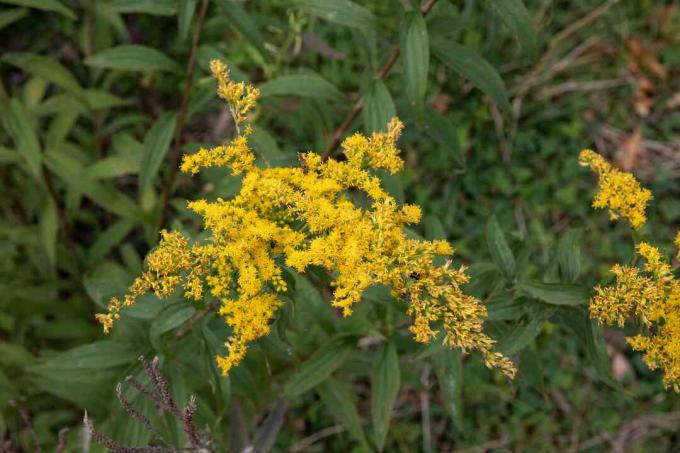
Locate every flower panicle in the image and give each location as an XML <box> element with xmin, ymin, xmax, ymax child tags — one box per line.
<box><xmin>98</xmin><ymin>60</ymin><xmax>516</xmax><ymax>379</ymax></box>
<box><xmin>589</xmin><ymin>239</ymin><xmax>680</xmax><ymax>391</ymax></box>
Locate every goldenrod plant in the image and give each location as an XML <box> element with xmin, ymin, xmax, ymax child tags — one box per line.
<box><xmin>2</xmin><ymin>1</ymin><xmax>680</xmax><ymax>451</ymax></box>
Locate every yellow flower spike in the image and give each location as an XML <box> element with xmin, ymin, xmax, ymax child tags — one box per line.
<box><xmin>209</xmin><ymin>59</ymin><xmax>259</xmax><ymax>127</ymax></box>
<box><xmin>578</xmin><ymin>149</ymin><xmax>652</xmax><ymax>229</ymax></box>
<box><xmin>97</xmin><ymin>60</ymin><xmax>516</xmax><ymax>379</ymax></box>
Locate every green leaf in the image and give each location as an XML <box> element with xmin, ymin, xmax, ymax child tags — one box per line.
<box><xmin>88</xmin><ymin>152</ymin><xmax>139</xmax><ymax>179</ymax></box>
<box><xmin>400</xmin><ymin>11</ymin><xmax>429</xmax><ymax>117</ymax></box>
<box><xmin>283</xmin><ymin>337</ymin><xmax>354</xmax><ymax>397</ymax></box>
<box><xmin>103</xmin><ymin>0</ymin><xmax>177</xmax><ymax>15</ymax></box>
<box><xmin>0</xmin><ymin>7</ymin><xmax>28</xmax><ymax>30</ymax></box>
<box><xmin>214</xmin><ymin>0</ymin><xmax>268</xmax><ymax>58</ymax></box>
<box><xmin>371</xmin><ymin>341</ymin><xmax>400</xmax><ymax>451</ymax></box>
<box><xmin>3</xmin><ymin>52</ymin><xmax>83</xmax><ymax>98</ymax></box>
<box><xmin>432</xmin><ymin>349</ymin><xmax>463</xmax><ymax>429</ymax></box>
<box><xmin>431</xmin><ymin>39</ymin><xmax>510</xmax><ymax>112</ymax></box>
<box><xmin>45</xmin><ymin>149</ymin><xmax>140</xmax><ymax>218</ymax></box>
<box><xmin>259</xmin><ymin>73</ymin><xmax>343</xmax><ymax>100</ymax></box>
<box><xmin>558</xmin><ymin>228</ymin><xmax>582</xmax><ymax>282</ymax></box>
<box><xmin>33</xmin><ymin>341</ymin><xmax>138</xmax><ymax>374</ymax></box>
<box><xmin>423</xmin><ymin>107</ymin><xmax>464</xmax><ymax>166</ymax></box>
<box><xmin>177</xmin><ymin>0</ymin><xmax>197</xmax><ymax>41</ymax></box>
<box><xmin>317</xmin><ymin>378</ymin><xmax>369</xmax><ymax>448</ymax></box>
<box><xmin>252</xmin><ymin>399</ymin><xmax>289</xmax><ymax>453</ymax></box>
<box><xmin>85</xmin><ymin>45</ymin><xmax>180</xmax><ymax>73</ymax></box>
<box><xmin>362</xmin><ymin>80</ymin><xmax>396</xmax><ymax>134</ymax></box>
<box><xmin>1</xmin><ymin>98</ymin><xmax>42</xmax><ymax>180</ymax></box>
<box><xmin>30</xmin><ymin>341</ymin><xmax>138</xmax><ymax>411</ymax></box>
<box><xmin>40</xmin><ymin>196</ymin><xmax>58</xmax><ymax>268</ymax></box>
<box><xmin>150</xmin><ymin>303</ymin><xmax>196</xmax><ymax>351</ymax></box>
<box><xmin>486</xmin><ymin>296</ymin><xmax>531</xmax><ymax>321</ymax></box>
<box><xmin>139</xmin><ymin>112</ymin><xmax>177</xmax><ymax>194</ymax></box>
<box><xmin>84</xmin><ymin>89</ymin><xmax>130</xmax><ymax>110</ymax></box>
<box><xmin>490</xmin><ymin>0</ymin><xmax>538</xmax><ymax>59</ymax></box>
<box><xmin>82</xmin><ymin>261</ymin><xmax>131</xmax><ymax>307</ymax></box>
<box><xmin>521</xmin><ymin>281</ymin><xmax>589</xmax><ymax>306</ymax></box>
<box><xmin>497</xmin><ymin>314</ymin><xmax>546</xmax><ymax>355</ymax></box>
<box><xmin>485</xmin><ymin>215</ymin><xmax>515</xmax><ymax>278</ymax></box>
<box><xmin>560</xmin><ymin>309</ymin><xmax>617</xmax><ymax>387</ymax></box>
<box><xmin>0</xmin><ymin>343</ymin><xmax>33</xmax><ymax>368</ymax></box>
<box><xmin>88</xmin><ymin>219</ymin><xmax>136</xmax><ymax>264</ymax></box>
<box><xmin>292</xmin><ymin>0</ymin><xmax>375</xmax><ymax>37</ymax></box>
<box><xmin>0</xmin><ymin>0</ymin><xmax>75</xmax><ymax>20</ymax></box>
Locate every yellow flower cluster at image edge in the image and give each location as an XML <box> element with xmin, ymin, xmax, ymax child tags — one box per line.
<box><xmin>581</xmin><ymin>149</ymin><xmax>679</xmax><ymax>391</ymax></box>
<box><xmin>97</xmin><ymin>60</ymin><xmax>516</xmax><ymax>378</ymax></box>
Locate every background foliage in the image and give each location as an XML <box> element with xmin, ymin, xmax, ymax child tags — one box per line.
<box><xmin>1</xmin><ymin>0</ymin><xmax>680</xmax><ymax>451</ymax></box>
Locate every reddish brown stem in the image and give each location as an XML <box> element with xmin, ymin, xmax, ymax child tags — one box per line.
<box><xmin>321</xmin><ymin>0</ymin><xmax>439</xmax><ymax>160</ymax></box>
<box><xmin>157</xmin><ymin>0</ymin><xmax>210</xmax><ymax>232</ymax></box>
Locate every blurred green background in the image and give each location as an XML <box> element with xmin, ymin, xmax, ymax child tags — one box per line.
<box><xmin>1</xmin><ymin>0</ymin><xmax>680</xmax><ymax>451</ymax></box>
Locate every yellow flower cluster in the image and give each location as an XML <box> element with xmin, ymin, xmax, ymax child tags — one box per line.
<box><xmin>581</xmin><ymin>151</ymin><xmax>679</xmax><ymax>390</ymax></box>
<box><xmin>590</xmin><ymin>242</ymin><xmax>680</xmax><ymax>391</ymax></box>
<box><xmin>578</xmin><ymin>149</ymin><xmax>652</xmax><ymax>229</ymax></box>
<box><xmin>97</xmin><ymin>60</ymin><xmax>516</xmax><ymax>378</ymax></box>
<box><xmin>209</xmin><ymin>59</ymin><xmax>259</xmax><ymax>128</ymax></box>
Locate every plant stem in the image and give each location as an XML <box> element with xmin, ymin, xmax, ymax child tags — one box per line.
<box><xmin>158</xmin><ymin>0</ymin><xmax>210</xmax><ymax>232</ymax></box>
<box><xmin>320</xmin><ymin>0</ymin><xmax>439</xmax><ymax>160</ymax></box>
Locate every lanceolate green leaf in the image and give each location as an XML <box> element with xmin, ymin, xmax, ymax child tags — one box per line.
<box><xmin>431</xmin><ymin>39</ymin><xmax>511</xmax><ymax>112</ymax></box>
<box><xmin>291</xmin><ymin>0</ymin><xmax>375</xmax><ymax>37</ymax></box>
<box><xmin>139</xmin><ymin>112</ymin><xmax>177</xmax><ymax>194</ymax></box>
<box><xmin>1</xmin><ymin>98</ymin><xmax>42</xmax><ymax>180</ymax></box>
<box><xmin>560</xmin><ymin>309</ymin><xmax>617</xmax><ymax>388</ymax></box>
<box><xmin>150</xmin><ymin>303</ymin><xmax>196</xmax><ymax>351</ymax></box>
<box><xmin>490</xmin><ymin>0</ymin><xmax>538</xmax><ymax>59</ymax></box>
<box><xmin>486</xmin><ymin>215</ymin><xmax>516</xmax><ymax>278</ymax></box>
<box><xmin>317</xmin><ymin>378</ymin><xmax>369</xmax><ymax>448</ymax></box>
<box><xmin>44</xmin><ymin>150</ymin><xmax>140</xmax><ymax>219</ymax></box>
<box><xmin>521</xmin><ymin>281</ymin><xmax>589</xmax><ymax>306</ymax></box>
<box><xmin>284</xmin><ymin>337</ymin><xmax>354</xmax><ymax>397</ymax></box>
<box><xmin>0</xmin><ymin>0</ymin><xmax>76</xmax><ymax>20</ymax></box>
<box><xmin>362</xmin><ymin>80</ymin><xmax>396</xmax><ymax>134</ymax></box>
<box><xmin>423</xmin><ymin>107</ymin><xmax>464</xmax><ymax>166</ymax></box>
<box><xmin>177</xmin><ymin>0</ymin><xmax>197</xmax><ymax>41</ymax></box>
<box><xmin>103</xmin><ymin>0</ymin><xmax>177</xmax><ymax>16</ymax></box>
<box><xmin>252</xmin><ymin>399</ymin><xmax>289</xmax><ymax>453</ymax></box>
<box><xmin>558</xmin><ymin>228</ymin><xmax>582</xmax><ymax>282</ymax></box>
<box><xmin>40</xmin><ymin>196</ymin><xmax>58</xmax><ymax>268</ymax></box>
<box><xmin>32</xmin><ymin>341</ymin><xmax>138</xmax><ymax>373</ymax></box>
<box><xmin>432</xmin><ymin>349</ymin><xmax>463</xmax><ymax>429</ymax></box>
<box><xmin>85</xmin><ymin>45</ymin><xmax>180</xmax><ymax>73</ymax></box>
<box><xmin>497</xmin><ymin>313</ymin><xmax>546</xmax><ymax>355</ymax></box>
<box><xmin>0</xmin><ymin>7</ymin><xmax>28</xmax><ymax>30</ymax></box>
<box><xmin>400</xmin><ymin>11</ymin><xmax>429</xmax><ymax>117</ymax></box>
<box><xmin>371</xmin><ymin>341</ymin><xmax>400</xmax><ymax>451</ymax></box>
<box><xmin>3</xmin><ymin>53</ymin><xmax>84</xmax><ymax>99</ymax></box>
<box><xmin>259</xmin><ymin>73</ymin><xmax>343</xmax><ymax>100</ymax></box>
